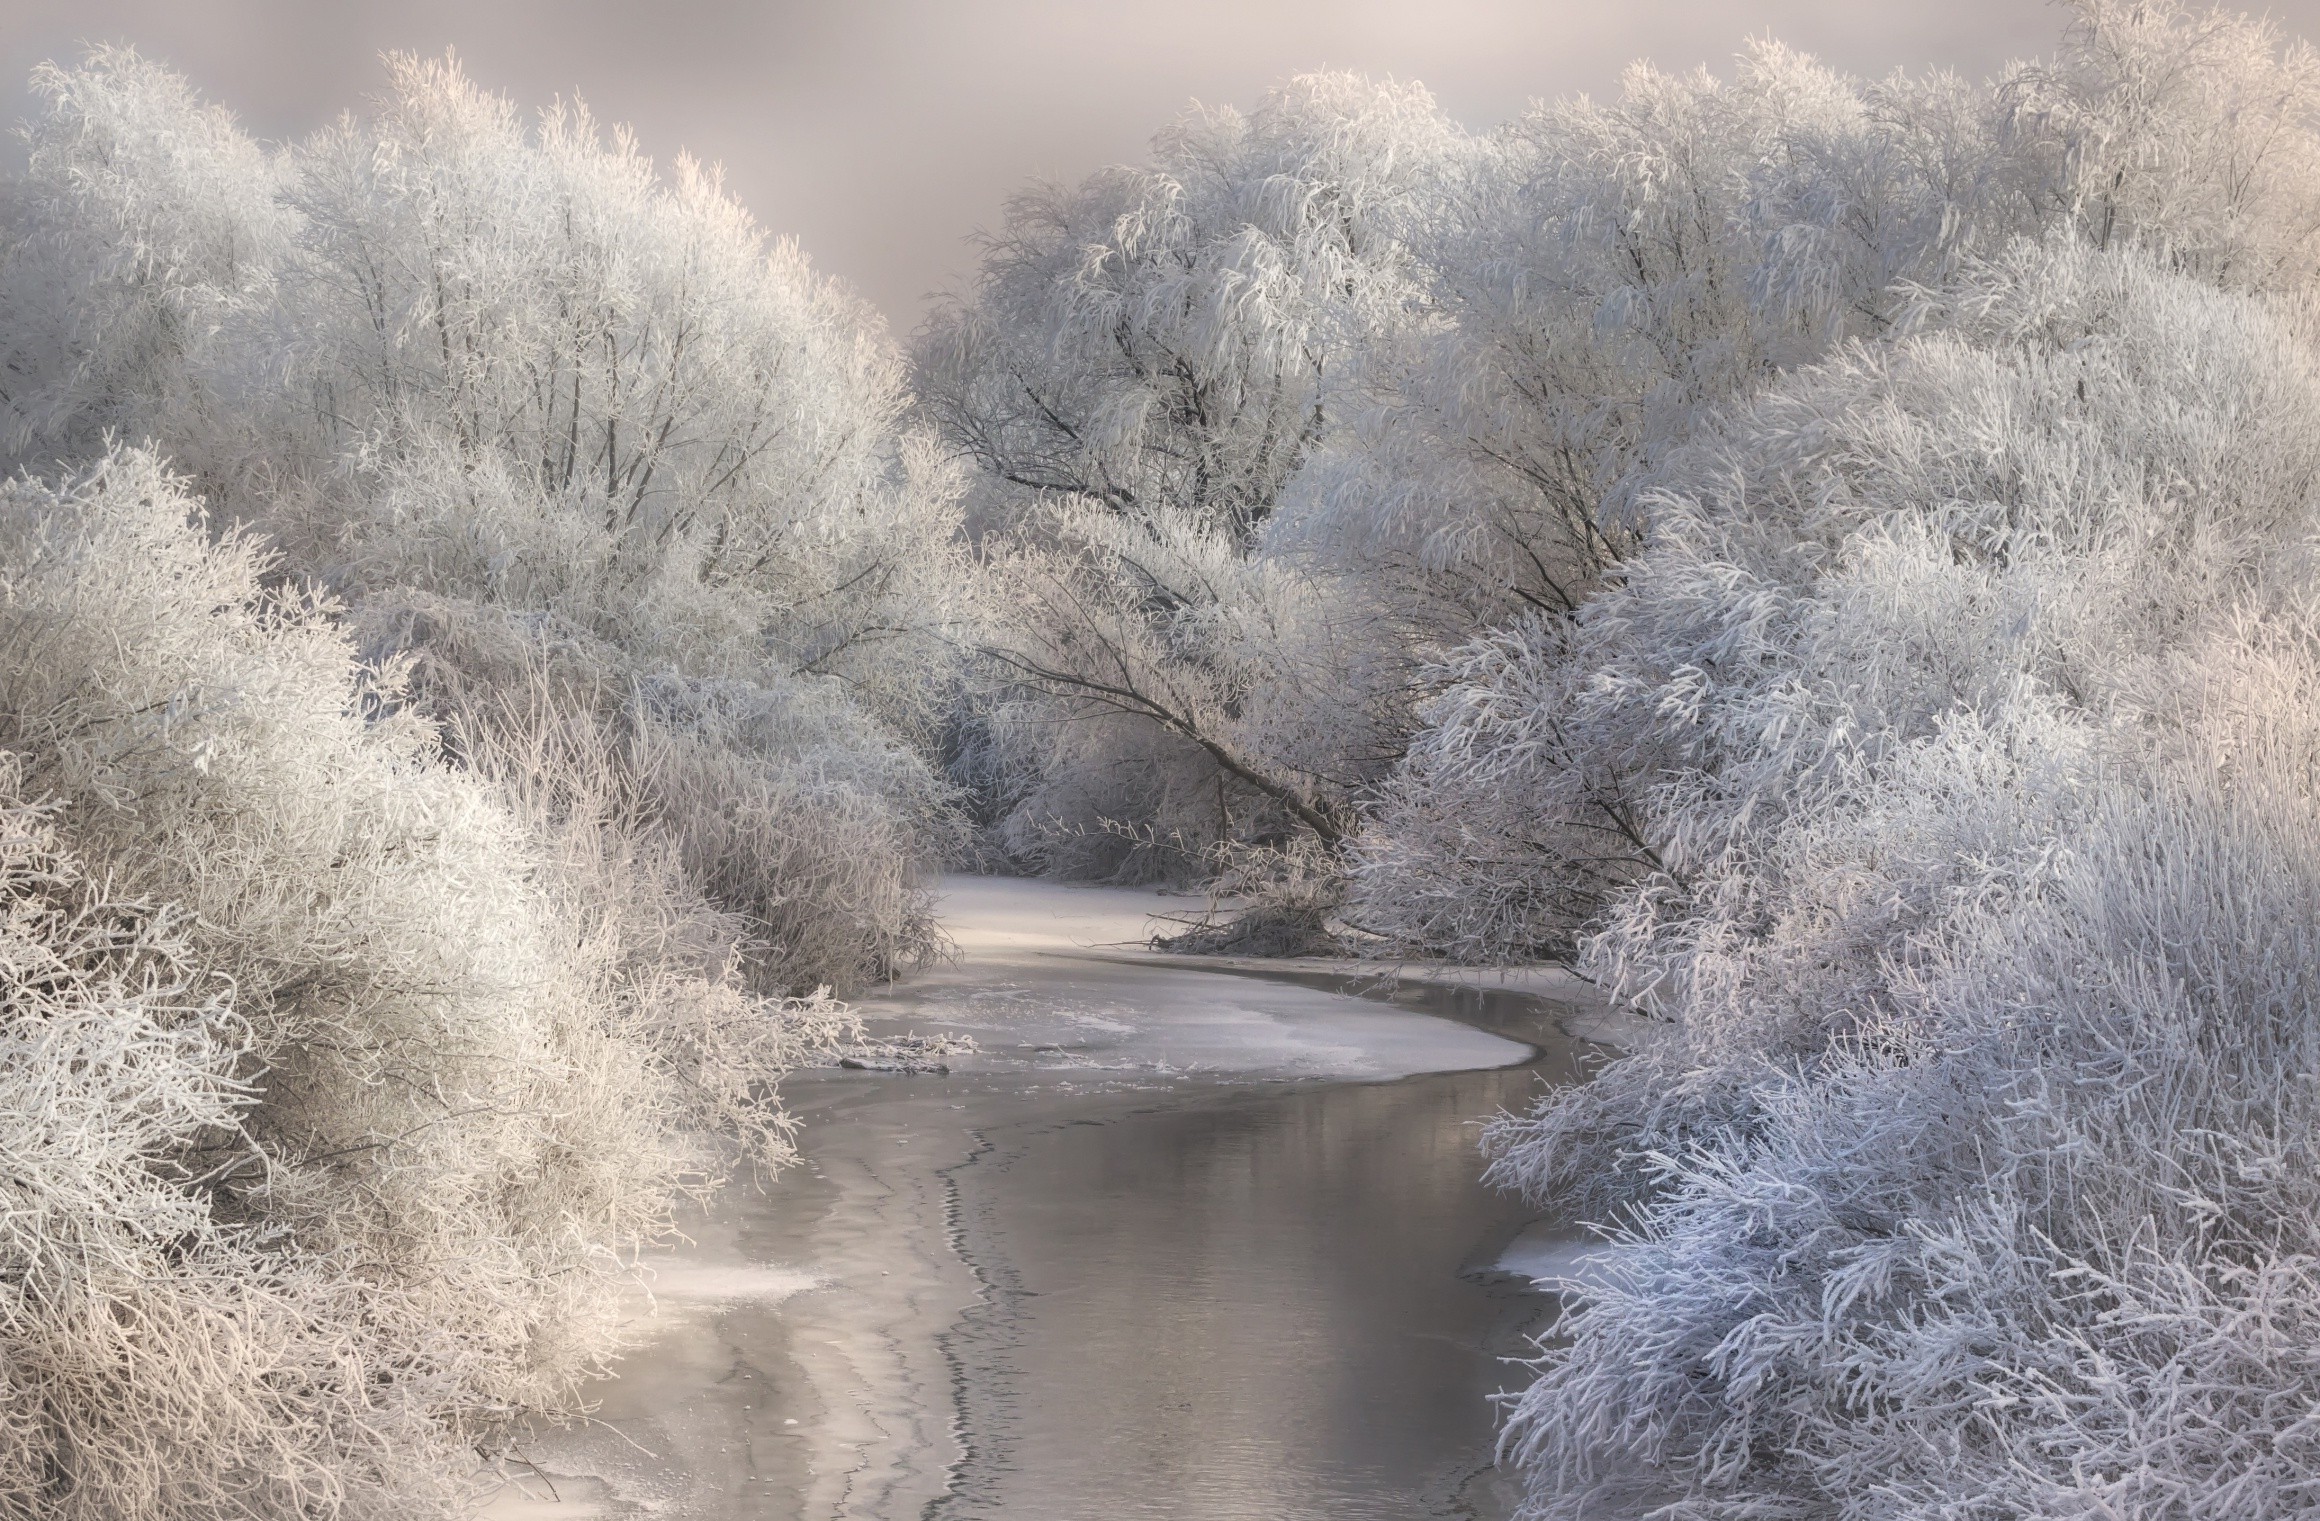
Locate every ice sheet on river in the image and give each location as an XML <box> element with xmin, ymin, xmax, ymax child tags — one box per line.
<box><xmin>874</xmin><ymin>876</ymin><xmax>1531</xmax><ymax>1081</ymax></box>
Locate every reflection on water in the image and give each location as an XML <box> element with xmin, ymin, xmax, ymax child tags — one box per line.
<box><xmin>475</xmin><ymin>962</ymin><xmax>1600</xmax><ymax>1521</ymax></box>
<box><xmin>925</xmin><ymin>981</ymin><xmax>1591</xmax><ymax>1521</ymax></box>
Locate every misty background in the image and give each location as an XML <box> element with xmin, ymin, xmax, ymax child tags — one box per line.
<box><xmin>7</xmin><ymin>0</ymin><xmax>2294</xmax><ymax>329</ymax></box>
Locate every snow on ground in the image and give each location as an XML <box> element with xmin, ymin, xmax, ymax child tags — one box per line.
<box><xmin>932</xmin><ymin>872</ymin><xmax>1180</xmax><ymax>957</ymax></box>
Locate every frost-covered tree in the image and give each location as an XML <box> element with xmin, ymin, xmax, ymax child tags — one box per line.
<box><xmin>263</xmin><ymin>55</ymin><xmax>966</xmax><ymax>986</ymax></box>
<box><xmin>268</xmin><ymin>55</ymin><xmax>959</xmax><ymax>699</ymax></box>
<box><xmin>920</xmin><ymin>72</ymin><xmax>1459</xmax><ymax>541</ymax></box>
<box><xmin>1299</xmin><ymin>41</ymin><xmax>2031</xmax><ymax>647</ymax></box>
<box><xmin>1353</xmin><ymin>0</ymin><xmax>2320</xmax><ymax>958</ymax></box>
<box><xmin>1332</xmin><ymin>41</ymin><xmax>2030</xmax><ymax>954</ymax></box>
<box><xmin>0</xmin><ymin>48</ymin><xmax>963</xmax><ymax>991</ymax></box>
<box><xmin>922</xmin><ymin>73</ymin><xmax>1463</xmax><ymax>886</ymax></box>
<box><xmin>0</xmin><ymin>49</ymin><xmax>288</xmax><ymax>474</ymax></box>
<box><xmin>1490</xmin><ymin>233</ymin><xmax>2320</xmax><ymax>1521</ymax></box>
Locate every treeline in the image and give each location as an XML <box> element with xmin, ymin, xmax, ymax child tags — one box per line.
<box><xmin>8</xmin><ymin>0</ymin><xmax>2320</xmax><ymax>1514</ymax></box>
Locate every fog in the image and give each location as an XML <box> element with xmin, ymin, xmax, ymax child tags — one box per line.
<box><xmin>0</xmin><ymin>0</ymin><xmax>2264</xmax><ymax>326</ymax></box>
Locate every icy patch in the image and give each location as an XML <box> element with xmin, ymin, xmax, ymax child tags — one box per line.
<box><xmin>639</xmin><ymin>1261</ymin><xmax>819</xmax><ymax>1304</ymax></box>
<box><xmin>853</xmin><ymin>876</ymin><xmax>1532</xmax><ymax>1082</ymax></box>
<box><xmin>476</xmin><ymin>1473</ymin><xmax>628</xmax><ymax>1519</ymax></box>
<box><xmin>933</xmin><ymin>875</ymin><xmax>1188</xmax><ymax>961</ymax></box>
<box><xmin>1496</xmin><ymin>1222</ymin><xmax>1638</xmax><ymax>1294</ymax></box>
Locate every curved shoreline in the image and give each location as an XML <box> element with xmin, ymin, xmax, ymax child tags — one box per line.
<box><xmin>478</xmin><ymin>877</ymin><xmax>1592</xmax><ymax>1520</ymax></box>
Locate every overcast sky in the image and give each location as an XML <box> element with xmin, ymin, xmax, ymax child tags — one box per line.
<box><xmin>5</xmin><ymin>1</ymin><xmax>2319</xmax><ymax>330</ymax></box>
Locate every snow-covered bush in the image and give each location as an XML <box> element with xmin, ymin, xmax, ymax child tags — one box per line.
<box><xmin>0</xmin><ymin>449</ymin><xmax>832</xmax><ymax>1511</ymax></box>
<box><xmin>622</xmin><ymin>670</ymin><xmax>956</xmax><ymax>990</ymax></box>
<box><xmin>0</xmin><ymin>765</ymin><xmax>461</xmax><ymax>1520</ymax></box>
<box><xmin>363</xmin><ymin>593</ymin><xmax>952</xmax><ymax>994</ymax></box>
<box><xmin>1482</xmin><ymin>233</ymin><xmax>2320</xmax><ymax>1516</ymax></box>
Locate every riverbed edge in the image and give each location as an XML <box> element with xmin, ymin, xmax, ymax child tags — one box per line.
<box><xmin>1037</xmin><ymin>945</ymin><xmax>1652</xmax><ymax>1052</ymax></box>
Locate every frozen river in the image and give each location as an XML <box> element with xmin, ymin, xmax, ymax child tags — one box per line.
<box><xmin>482</xmin><ymin>877</ymin><xmax>1606</xmax><ymax>1520</ymax></box>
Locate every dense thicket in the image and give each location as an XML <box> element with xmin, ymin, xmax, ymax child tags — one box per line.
<box><xmin>927</xmin><ymin>2</ymin><xmax>2320</xmax><ymax>1514</ymax></box>
<box><xmin>0</xmin><ymin>754</ymin><xmax>452</xmax><ymax>1518</ymax></box>
<box><xmin>0</xmin><ymin>451</ymin><xmax>857</xmax><ymax>1517</ymax></box>
<box><xmin>1492</xmin><ymin>241</ymin><xmax>2320</xmax><ymax>1519</ymax></box>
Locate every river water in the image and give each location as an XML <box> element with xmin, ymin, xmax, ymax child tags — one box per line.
<box><xmin>481</xmin><ymin>879</ymin><xmax>1601</xmax><ymax>1521</ymax></box>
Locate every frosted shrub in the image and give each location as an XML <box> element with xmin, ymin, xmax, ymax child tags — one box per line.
<box><xmin>1475</xmin><ymin>238</ymin><xmax>2320</xmax><ymax>1515</ymax></box>
<box><xmin>1500</xmin><ymin>654</ymin><xmax>2320</xmax><ymax>1520</ymax></box>
<box><xmin>0</xmin><ymin>767</ymin><xmax>459</xmax><ymax>1520</ymax></box>
<box><xmin>625</xmin><ymin>671</ymin><xmax>956</xmax><ymax>991</ymax></box>
<box><xmin>365</xmin><ymin>593</ymin><xmax>951</xmax><ymax>993</ymax></box>
<box><xmin>1477</xmin><ymin>234</ymin><xmax>2320</xmax><ymax>1172</ymax></box>
<box><xmin>368</xmin><ymin>596</ymin><xmax>863</xmax><ymax>1150</ymax></box>
<box><xmin>0</xmin><ymin>449</ymin><xmax>828</xmax><ymax>1508</ymax></box>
